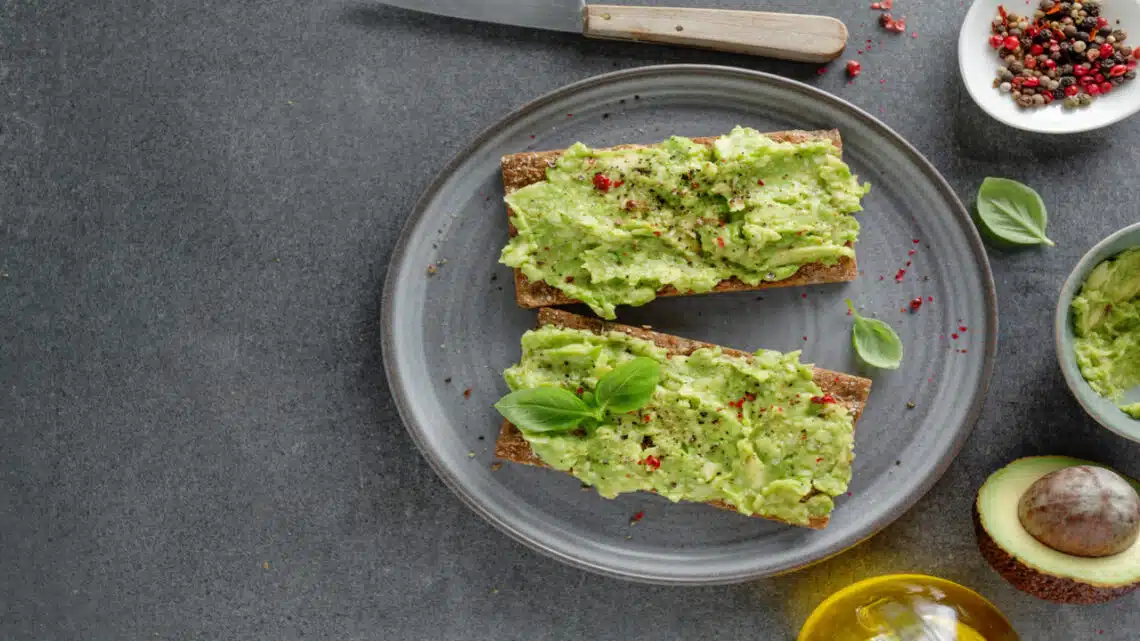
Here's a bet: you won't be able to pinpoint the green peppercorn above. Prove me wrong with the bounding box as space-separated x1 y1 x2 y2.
1063 96 1080 108
1078 93 1094 105
1010 61 1025 73
998 67 1015 81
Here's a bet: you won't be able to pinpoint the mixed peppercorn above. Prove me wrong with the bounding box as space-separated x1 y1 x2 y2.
989 1 1137 109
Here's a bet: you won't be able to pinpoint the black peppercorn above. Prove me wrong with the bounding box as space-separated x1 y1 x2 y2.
1111 75 1125 85
1101 59 1116 72
1127 70 1138 80
1009 61 1025 73
1086 2 1100 16
1076 30 1090 42
1053 87 1067 99
1082 17 1098 31
1099 26 1113 37
1060 75 1077 87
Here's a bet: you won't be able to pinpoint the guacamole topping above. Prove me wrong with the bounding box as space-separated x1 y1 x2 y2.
500 127 870 319
503 326 856 525
1072 247 1140 419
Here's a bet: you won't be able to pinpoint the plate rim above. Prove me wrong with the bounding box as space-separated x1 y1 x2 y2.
380 64 999 585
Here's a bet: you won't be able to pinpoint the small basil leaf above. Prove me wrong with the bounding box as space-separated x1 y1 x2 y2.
846 299 904 370
494 387 597 433
975 177 1055 247
594 357 662 413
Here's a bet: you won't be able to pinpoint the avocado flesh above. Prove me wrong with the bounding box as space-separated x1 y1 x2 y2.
976 456 1140 603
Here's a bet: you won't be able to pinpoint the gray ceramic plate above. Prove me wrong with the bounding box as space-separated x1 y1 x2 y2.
381 65 997 585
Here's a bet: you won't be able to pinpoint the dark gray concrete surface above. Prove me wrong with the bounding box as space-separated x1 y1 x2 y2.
4 0 1140 638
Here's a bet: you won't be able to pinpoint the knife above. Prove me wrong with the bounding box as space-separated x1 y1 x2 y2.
381 1 848 63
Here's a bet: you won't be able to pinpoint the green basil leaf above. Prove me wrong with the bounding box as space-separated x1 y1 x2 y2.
846 300 904 370
975 177 1055 247
594 357 661 413
494 387 597 433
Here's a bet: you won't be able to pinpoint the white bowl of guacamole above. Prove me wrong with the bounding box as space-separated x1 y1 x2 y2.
1057 222 1140 439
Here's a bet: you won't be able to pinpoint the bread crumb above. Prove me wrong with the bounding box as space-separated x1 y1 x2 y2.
490 462 503 472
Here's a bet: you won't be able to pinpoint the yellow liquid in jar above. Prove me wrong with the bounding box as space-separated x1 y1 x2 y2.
798 575 1018 641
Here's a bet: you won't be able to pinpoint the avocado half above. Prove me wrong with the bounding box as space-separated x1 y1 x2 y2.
975 456 1140 604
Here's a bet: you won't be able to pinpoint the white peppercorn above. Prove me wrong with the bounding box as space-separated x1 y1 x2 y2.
1000 81 1013 92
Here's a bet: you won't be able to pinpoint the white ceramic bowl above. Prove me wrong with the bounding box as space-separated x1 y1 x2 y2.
959 0 1140 133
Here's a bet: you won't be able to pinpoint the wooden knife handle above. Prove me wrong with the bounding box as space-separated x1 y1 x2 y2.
582 5 848 63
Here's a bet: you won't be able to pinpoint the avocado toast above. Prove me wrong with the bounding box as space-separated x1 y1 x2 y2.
500 128 869 319
495 308 872 530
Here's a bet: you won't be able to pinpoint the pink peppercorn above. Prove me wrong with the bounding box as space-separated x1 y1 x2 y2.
1088 83 1102 96
1111 64 1128 78
1100 82 1113 94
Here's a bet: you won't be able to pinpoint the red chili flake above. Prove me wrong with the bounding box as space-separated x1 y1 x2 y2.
908 249 916 256
565 276 575 283
567 113 573 118
998 4 1007 21
905 261 912 267
913 239 920 244
592 173 612 192
817 66 828 75
463 388 472 399
643 414 651 423
529 135 536 139
614 180 625 188
911 32 917 38
810 394 838 405
631 511 645 523
909 297 923 312
801 293 808 299
951 333 959 340
653 231 662 237
878 276 884 281
846 492 853 497
803 336 808 341
879 78 886 84
895 269 906 282
959 325 968 332
640 455 661 470
871 1 881 7
927 296 933 302
846 60 862 78
816 457 825 463
575 387 584 395
757 179 765 186
716 237 725 248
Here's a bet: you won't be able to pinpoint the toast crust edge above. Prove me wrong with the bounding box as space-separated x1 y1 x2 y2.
493 308 873 530
500 130 857 310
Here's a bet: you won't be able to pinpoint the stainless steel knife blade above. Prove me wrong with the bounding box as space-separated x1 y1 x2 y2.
380 0 585 33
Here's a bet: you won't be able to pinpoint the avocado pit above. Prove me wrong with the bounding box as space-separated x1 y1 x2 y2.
1017 465 1140 558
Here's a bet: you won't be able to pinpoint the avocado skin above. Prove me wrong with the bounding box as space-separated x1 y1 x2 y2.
974 507 1140 604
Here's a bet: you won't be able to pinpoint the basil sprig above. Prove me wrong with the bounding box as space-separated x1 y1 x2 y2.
975 177 1055 247
495 357 661 433
846 300 904 370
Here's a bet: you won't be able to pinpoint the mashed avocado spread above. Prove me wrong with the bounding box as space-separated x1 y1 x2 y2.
1073 247 1140 419
500 127 871 319
503 326 856 524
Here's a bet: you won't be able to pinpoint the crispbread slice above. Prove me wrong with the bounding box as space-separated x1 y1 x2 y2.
494 308 873 530
501 130 858 310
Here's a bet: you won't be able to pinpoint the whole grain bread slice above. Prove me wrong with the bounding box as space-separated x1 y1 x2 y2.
501 130 858 310
494 308 873 530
